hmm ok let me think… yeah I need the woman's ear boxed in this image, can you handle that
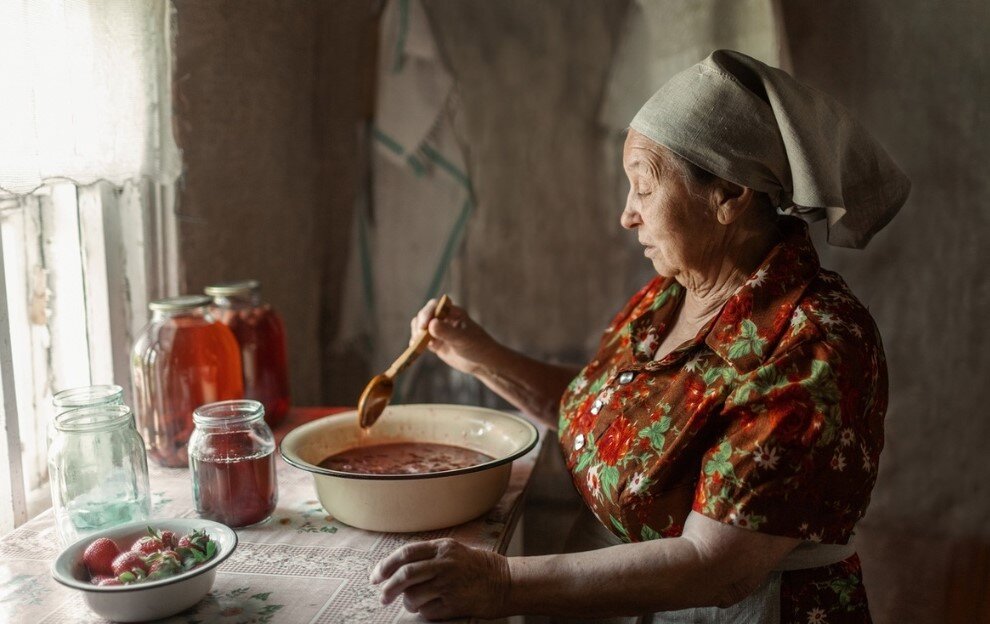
[712,181,756,225]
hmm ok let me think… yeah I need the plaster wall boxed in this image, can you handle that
[781,2,990,619]
[172,1,374,406]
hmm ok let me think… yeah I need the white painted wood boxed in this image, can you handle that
[2,196,50,499]
[119,181,151,364]
[99,184,135,400]
[0,201,28,533]
[41,184,91,391]
[23,196,51,494]
[77,184,115,385]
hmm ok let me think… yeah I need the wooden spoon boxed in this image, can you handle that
[357,294,451,429]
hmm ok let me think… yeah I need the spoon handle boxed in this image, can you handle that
[384,294,451,378]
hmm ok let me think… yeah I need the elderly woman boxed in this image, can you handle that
[370,50,909,623]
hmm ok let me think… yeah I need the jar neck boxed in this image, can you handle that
[211,291,262,308]
[52,385,123,412]
[193,399,266,431]
[54,405,134,433]
[152,305,210,322]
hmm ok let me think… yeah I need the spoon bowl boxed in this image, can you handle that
[357,295,450,429]
[357,374,394,429]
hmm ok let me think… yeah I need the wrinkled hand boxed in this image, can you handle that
[370,538,510,621]
[411,298,497,375]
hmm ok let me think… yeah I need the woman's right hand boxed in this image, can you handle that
[412,298,497,376]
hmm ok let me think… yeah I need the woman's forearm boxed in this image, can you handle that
[504,538,752,618]
[468,342,579,427]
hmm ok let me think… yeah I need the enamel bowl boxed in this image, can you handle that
[280,404,539,532]
[51,518,237,622]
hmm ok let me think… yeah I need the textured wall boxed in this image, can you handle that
[781,2,990,620]
[172,1,374,405]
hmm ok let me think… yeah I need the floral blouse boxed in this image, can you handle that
[558,217,885,622]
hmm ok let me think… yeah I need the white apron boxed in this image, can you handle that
[559,508,855,624]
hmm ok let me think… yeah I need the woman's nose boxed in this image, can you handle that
[620,201,640,230]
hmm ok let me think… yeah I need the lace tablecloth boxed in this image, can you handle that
[0,408,547,624]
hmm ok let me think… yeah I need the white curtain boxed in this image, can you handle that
[0,0,180,195]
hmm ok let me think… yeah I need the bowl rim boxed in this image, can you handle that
[51,518,237,593]
[279,404,540,481]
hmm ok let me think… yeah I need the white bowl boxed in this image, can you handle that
[280,404,539,532]
[51,518,237,622]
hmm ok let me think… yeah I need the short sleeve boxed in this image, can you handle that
[692,337,886,544]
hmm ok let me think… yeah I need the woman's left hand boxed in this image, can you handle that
[369,538,510,620]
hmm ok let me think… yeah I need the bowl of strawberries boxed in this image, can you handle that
[51,518,237,622]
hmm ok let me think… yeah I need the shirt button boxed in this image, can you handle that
[618,371,635,384]
[573,434,585,451]
[590,400,603,415]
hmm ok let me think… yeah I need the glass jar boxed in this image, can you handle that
[188,399,278,527]
[49,384,125,447]
[205,280,290,428]
[131,295,244,467]
[48,405,151,545]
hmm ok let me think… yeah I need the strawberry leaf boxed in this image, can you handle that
[205,541,217,560]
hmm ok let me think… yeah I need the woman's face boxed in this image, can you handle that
[620,130,718,280]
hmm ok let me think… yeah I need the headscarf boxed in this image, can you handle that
[630,49,910,249]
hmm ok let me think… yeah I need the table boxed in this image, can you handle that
[0,407,548,624]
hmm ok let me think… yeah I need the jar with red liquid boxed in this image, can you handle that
[131,295,244,467]
[205,280,290,428]
[188,400,278,527]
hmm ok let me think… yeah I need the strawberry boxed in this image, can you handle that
[98,577,123,586]
[83,538,120,578]
[159,529,178,549]
[111,551,148,578]
[131,526,170,555]
[146,549,182,580]
[175,528,218,571]
[131,535,165,555]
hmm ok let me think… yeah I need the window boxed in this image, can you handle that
[0,0,179,535]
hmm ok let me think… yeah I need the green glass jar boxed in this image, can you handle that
[50,385,125,447]
[48,405,151,545]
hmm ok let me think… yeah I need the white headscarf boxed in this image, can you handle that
[630,50,910,249]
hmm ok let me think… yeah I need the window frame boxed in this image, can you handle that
[0,179,178,534]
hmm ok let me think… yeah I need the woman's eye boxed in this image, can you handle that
[637,191,651,197]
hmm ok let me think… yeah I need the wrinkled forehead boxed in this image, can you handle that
[623,129,672,175]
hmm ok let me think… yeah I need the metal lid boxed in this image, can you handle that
[148,294,212,311]
[204,279,261,297]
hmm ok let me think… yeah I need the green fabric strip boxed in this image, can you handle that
[406,153,427,177]
[420,143,471,190]
[425,197,474,301]
[372,126,405,156]
[392,0,410,73]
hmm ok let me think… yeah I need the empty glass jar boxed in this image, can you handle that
[188,399,278,527]
[48,405,151,545]
[131,295,244,467]
[205,280,291,428]
[49,384,124,447]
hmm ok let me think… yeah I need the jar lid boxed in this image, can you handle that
[149,295,212,311]
[204,279,261,297]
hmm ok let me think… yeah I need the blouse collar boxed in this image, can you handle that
[628,217,821,373]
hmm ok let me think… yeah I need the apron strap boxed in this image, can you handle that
[774,539,856,571]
